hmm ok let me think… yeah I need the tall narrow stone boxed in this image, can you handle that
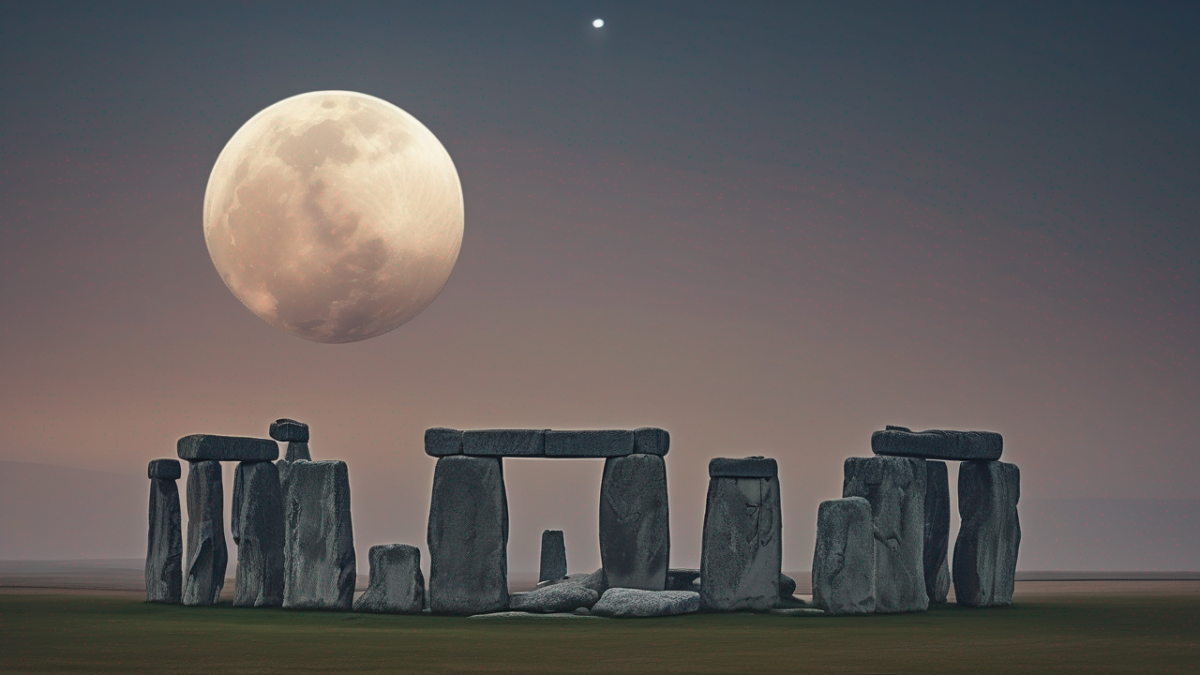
[700,457,781,611]
[183,460,227,606]
[539,530,567,582]
[843,456,928,613]
[146,459,182,604]
[812,496,875,615]
[232,461,285,608]
[953,460,1021,607]
[599,454,669,591]
[427,455,509,614]
[924,460,950,604]
[281,460,356,610]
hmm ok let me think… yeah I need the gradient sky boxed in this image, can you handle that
[1,2,1197,573]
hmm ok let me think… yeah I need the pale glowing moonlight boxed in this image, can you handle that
[203,91,464,343]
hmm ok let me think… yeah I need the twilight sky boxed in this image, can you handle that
[1,2,1197,572]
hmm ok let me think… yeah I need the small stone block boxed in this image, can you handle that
[708,456,778,478]
[269,418,309,442]
[177,435,279,462]
[633,428,670,456]
[148,459,181,480]
[425,428,463,457]
[463,429,545,457]
[872,427,1002,461]
[545,430,634,457]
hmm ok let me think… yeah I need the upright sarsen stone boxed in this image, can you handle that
[812,497,875,615]
[539,530,567,582]
[599,454,669,591]
[232,461,285,608]
[354,544,425,614]
[146,459,182,604]
[924,460,951,604]
[427,455,509,614]
[700,458,781,611]
[281,460,355,610]
[843,456,928,613]
[183,460,227,606]
[953,460,1020,607]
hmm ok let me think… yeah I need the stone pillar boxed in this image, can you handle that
[146,459,182,604]
[699,457,781,611]
[599,453,669,591]
[183,460,227,606]
[812,496,875,615]
[232,461,285,608]
[843,456,928,613]
[427,455,508,614]
[924,460,951,603]
[539,530,567,582]
[354,544,426,614]
[281,460,356,610]
[953,460,1020,607]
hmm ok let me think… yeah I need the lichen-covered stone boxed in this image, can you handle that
[146,470,182,604]
[590,589,699,617]
[700,473,781,611]
[872,426,1002,461]
[539,530,567,582]
[183,460,226,606]
[509,584,599,613]
[538,568,607,595]
[177,434,279,462]
[812,497,875,615]
[281,460,356,610]
[269,418,309,443]
[232,461,285,608]
[599,454,669,591]
[427,455,508,614]
[353,544,425,614]
[924,461,951,604]
[953,460,1020,607]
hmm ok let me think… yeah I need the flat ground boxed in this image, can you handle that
[1,583,1198,674]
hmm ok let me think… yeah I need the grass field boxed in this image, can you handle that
[1,592,1197,674]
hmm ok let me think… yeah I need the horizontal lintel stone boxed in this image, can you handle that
[177,435,279,462]
[425,428,464,457]
[708,456,778,478]
[871,427,1002,461]
[269,419,309,443]
[463,429,546,457]
[633,428,670,456]
[545,430,634,457]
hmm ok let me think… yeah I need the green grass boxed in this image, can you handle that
[1,593,1197,674]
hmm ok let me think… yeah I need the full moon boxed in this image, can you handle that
[593,18,604,28]
[203,91,463,343]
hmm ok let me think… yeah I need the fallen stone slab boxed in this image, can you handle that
[178,434,278,462]
[468,611,606,620]
[633,427,670,456]
[148,458,181,480]
[284,442,311,461]
[146,461,182,604]
[463,429,545,456]
[591,589,700,618]
[700,468,782,611]
[537,568,607,595]
[954,460,1021,607]
[545,430,634,457]
[779,573,797,599]
[183,460,227,606]
[269,418,309,443]
[354,544,425,614]
[812,496,875,616]
[282,460,356,611]
[924,460,951,604]
[843,456,927,613]
[509,583,599,613]
[539,530,567,582]
[424,428,463,457]
[708,456,778,478]
[427,455,509,614]
[665,568,700,591]
[871,426,1003,461]
[600,454,669,591]
[232,461,285,608]
[768,607,826,616]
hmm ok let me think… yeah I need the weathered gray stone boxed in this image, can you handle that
[633,427,670,456]
[509,584,599,613]
[924,460,950,604]
[665,568,700,591]
[146,469,182,604]
[231,461,285,608]
[281,460,356,610]
[843,457,928,613]
[590,589,700,617]
[537,568,608,595]
[700,472,782,611]
[183,460,226,606]
[148,459,181,480]
[427,455,508,614]
[811,497,876,615]
[545,430,635,457]
[463,429,544,456]
[779,573,797,599]
[872,426,1003,461]
[468,611,605,620]
[708,456,778,478]
[425,428,463,457]
[285,442,311,461]
[768,607,826,616]
[269,418,309,443]
[599,454,669,591]
[178,434,279,462]
[539,530,567,582]
[353,544,425,614]
[932,557,950,604]
[953,460,1021,607]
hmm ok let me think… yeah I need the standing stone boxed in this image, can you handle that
[281,460,356,610]
[427,455,509,614]
[284,442,311,461]
[146,459,182,604]
[599,454,669,591]
[843,456,928,613]
[924,460,951,604]
[933,557,950,603]
[812,497,875,615]
[353,544,425,614]
[183,460,227,606]
[539,530,567,582]
[953,460,1021,607]
[232,461,285,608]
[700,458,781,611]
